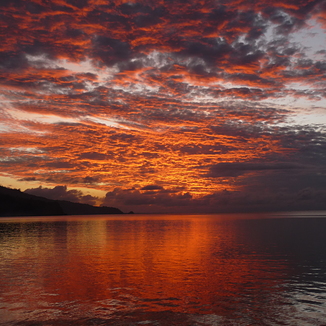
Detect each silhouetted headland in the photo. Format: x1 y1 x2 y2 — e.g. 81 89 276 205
0 185 123 217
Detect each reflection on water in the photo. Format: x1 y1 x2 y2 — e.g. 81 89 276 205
0 214 326 325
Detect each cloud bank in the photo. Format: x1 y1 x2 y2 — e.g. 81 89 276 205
1 0 326 213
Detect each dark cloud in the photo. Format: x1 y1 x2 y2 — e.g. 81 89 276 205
79 152 108 160
0 52 29 71
45 161 74 169
24 185 98 205
207 162 306 178
83 176 100 184
179 144 232 155
102 187 193 213
18 177 37 182
141 185 164 191
178 38 233 65
201 187 326 213
101 185 326 214
91 36 134 66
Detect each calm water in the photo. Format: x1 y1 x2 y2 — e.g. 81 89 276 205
1 213 326 326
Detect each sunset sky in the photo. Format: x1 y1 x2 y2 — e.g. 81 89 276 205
1 0 326 213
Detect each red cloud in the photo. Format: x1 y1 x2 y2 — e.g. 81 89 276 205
1 0 326 213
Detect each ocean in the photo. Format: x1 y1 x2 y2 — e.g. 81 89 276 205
1 212 326 325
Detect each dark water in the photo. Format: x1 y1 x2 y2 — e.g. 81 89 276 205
1 213 326 326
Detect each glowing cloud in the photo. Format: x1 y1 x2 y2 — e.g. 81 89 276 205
0 0 325 212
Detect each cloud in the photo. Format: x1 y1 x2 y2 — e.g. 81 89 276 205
79 152 108 160
92 36 135 66
141 185 164 190
207 162 306 178
201 187 326 213
24 185 98 205
101 187 193 213
1 0 326 213
101 185 326 214
18 177 37 182
83 176 101 184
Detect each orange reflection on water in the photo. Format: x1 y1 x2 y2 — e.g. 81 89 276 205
0 216 290 322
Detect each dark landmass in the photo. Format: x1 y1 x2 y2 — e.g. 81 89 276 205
0 185 123 217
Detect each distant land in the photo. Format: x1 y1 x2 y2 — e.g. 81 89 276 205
0 185 124 217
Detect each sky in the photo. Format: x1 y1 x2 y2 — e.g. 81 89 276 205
1 0 326 214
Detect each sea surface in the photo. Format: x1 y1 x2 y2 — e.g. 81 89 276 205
1 212 326 326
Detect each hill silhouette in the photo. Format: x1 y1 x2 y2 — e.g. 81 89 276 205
0 185 123 217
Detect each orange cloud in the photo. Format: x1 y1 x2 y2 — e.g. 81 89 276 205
1 0 325 213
